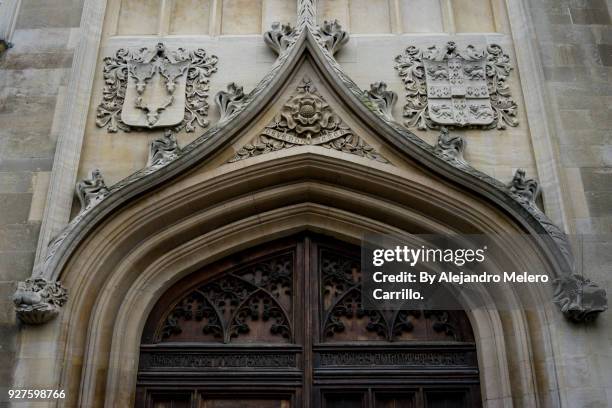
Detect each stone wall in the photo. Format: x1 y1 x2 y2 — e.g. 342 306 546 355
0 0 83 404
528 0 612 406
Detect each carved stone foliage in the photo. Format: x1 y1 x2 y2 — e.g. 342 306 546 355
434 127 466 165
76 169 109 213
264 22 298 55
366 82 398 121
230 78 388 163
553 274 608 323
319 249 473 342
215 82 247 122
148 130 180 168
158 255 294 343
96 43 218 133
394 41 518 130
314 20 349 55
13 278 67 324
507 168 540 207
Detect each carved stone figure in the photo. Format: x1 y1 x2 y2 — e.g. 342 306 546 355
96 43 218 132
215 83 247 122
434 127 466 164
148 130 180 167
553 274 608 322
264 22 297 55
13 278 68 324
76 169 109 212
230 78 387 163
508 168 540 207
395 42 518 130
315 20 349 55
367 82 397 121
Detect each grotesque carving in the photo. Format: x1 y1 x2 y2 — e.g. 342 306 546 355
315 20 349 55
76 169 109 213
434 127 466 165
367 82 398 121
148 130 180 167
229 78 388 163
395 42 518 130
508 168 540 207
13 278 68 324
264 22 298 55
553 274 608 322
215 83 247 122
96 43 218 132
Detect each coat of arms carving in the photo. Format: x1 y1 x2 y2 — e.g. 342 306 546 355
96 43 218 133
395 41 518 130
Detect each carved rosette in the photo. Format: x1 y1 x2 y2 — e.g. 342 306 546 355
394 42 518 130
96 43 218 133
553 274 608 322
76 169 110 213
13 278 68 324
264 22 298 55
230 78 388 163
215 82 247 122
315 20 349 56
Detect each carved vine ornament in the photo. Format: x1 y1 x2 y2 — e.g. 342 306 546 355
16 18 607 324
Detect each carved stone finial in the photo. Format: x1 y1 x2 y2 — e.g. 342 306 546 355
316 20 349 55
215 83 247 121
13 278 68 324
553 274 608 322
264 22 297 55
434 127 466 164
148 130 180 167
76 169 109 213
508 169 540 207
367 82 398 121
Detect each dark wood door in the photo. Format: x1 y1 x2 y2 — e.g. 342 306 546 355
137 234 481 408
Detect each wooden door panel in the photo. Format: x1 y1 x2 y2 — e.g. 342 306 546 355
200 398 290 408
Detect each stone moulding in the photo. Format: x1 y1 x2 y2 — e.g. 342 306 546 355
95 43 218 133
21 18 606 324
394 42 519 130
13 278 68 324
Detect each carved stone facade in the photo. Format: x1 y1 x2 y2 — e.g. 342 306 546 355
554 274 608 323
231 78 387 163
394 42 518 130
96 43 218 133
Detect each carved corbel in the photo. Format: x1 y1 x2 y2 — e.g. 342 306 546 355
264 22 297 55
316 20 349 55
215 83 246 122
13 278 68 324
553 274 608 323
434 127 466 165
507 169 540 207
367 82 397 121
148 130 180 167
76 169 110 213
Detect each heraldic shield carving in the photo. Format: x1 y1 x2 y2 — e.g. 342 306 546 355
96 43 218 132
423 42 493 127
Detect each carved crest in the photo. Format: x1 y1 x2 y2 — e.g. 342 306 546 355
96 43 218 132
395 42 518 130
230 78 387 163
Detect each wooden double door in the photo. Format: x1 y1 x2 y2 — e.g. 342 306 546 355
137 234 481 407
